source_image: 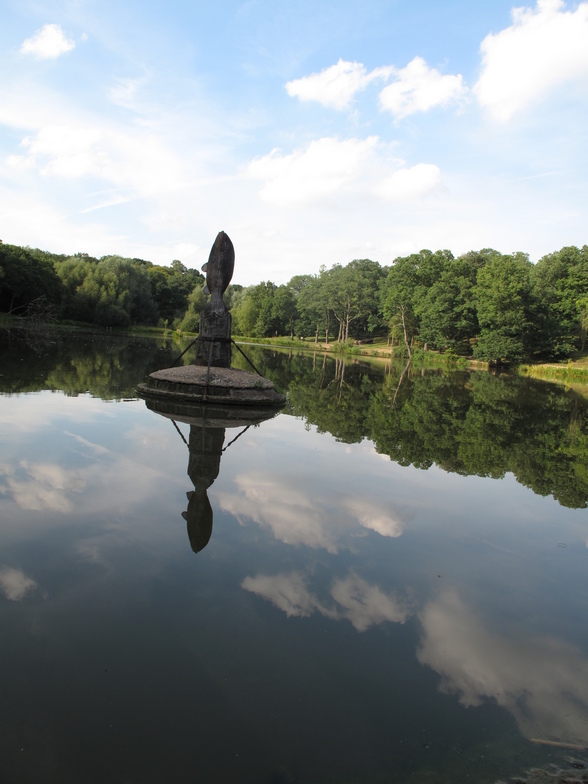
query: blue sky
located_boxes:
[1,0,587,285]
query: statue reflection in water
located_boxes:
[144,400,278,554]
[183,422,224,553]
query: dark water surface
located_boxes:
[1,330,588,783]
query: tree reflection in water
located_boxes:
[2,329,587,509]
[235,346,588,509]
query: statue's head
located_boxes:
[201,231,235,301]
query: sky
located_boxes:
[1,0,587,286]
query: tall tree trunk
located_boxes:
[400,304,412,359]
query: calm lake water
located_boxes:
[1,329,588,784]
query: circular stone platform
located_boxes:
[137,365,286,407]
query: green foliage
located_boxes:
[531,245,588,356]
[231,282,276,337]
[56,255,158,327]
[380,249,454,353]
[146,261,204,323]
[0,243,63,314]
[176,283,207,332]
[473,252,535,363]
[416,251,488,352]
[296,270,332,341]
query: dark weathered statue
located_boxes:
[138,230,285,406]
[194,231,235,369]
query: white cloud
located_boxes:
[247,136,380,205]
[474,0,588,122]
[7,122,186,198]
[247,136,442,207]
[20,24,75,60]
[242,570,410,632]
[418,589,588,745]
[0,567,38,601]
[379,57,466,119]
[285,57,464,118]
[285,59,392,110]
[374,163,443,202]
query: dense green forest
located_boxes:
[1,239,588,363]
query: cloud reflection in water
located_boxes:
[0,567,38,601]
[0,460,85,513]
[242,570,411,632]
[218,470,407,553]
[417,588,588,747]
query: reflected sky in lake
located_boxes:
[1,333,588,783]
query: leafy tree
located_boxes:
[297,269,333,342]
[473,252,535,363]
[381,250,452,352]
[531,245,588,356]
[253,281,280,336]
[273,285,298,338]
[324,259,385,342]
[146,261,204,324]
[57,255,158,327]
[231,285,257,336]
[177,283,208,332]
[224,283,244,312]
[0,243,63,314]
[284,274,315,337]
[417,251,489,353]
[231,282,280,337]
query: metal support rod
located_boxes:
[231,340,263,376]
[171,419,189,448]
[170,337,198,367]
[222,425,251,452]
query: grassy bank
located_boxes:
[519,355,588,384]
[231,335,487,368]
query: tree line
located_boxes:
[1,239,587,362]
[0,242,216,331]
[231,246,588,363]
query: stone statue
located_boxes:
[138,230,285,407]
[194,231,235,369]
